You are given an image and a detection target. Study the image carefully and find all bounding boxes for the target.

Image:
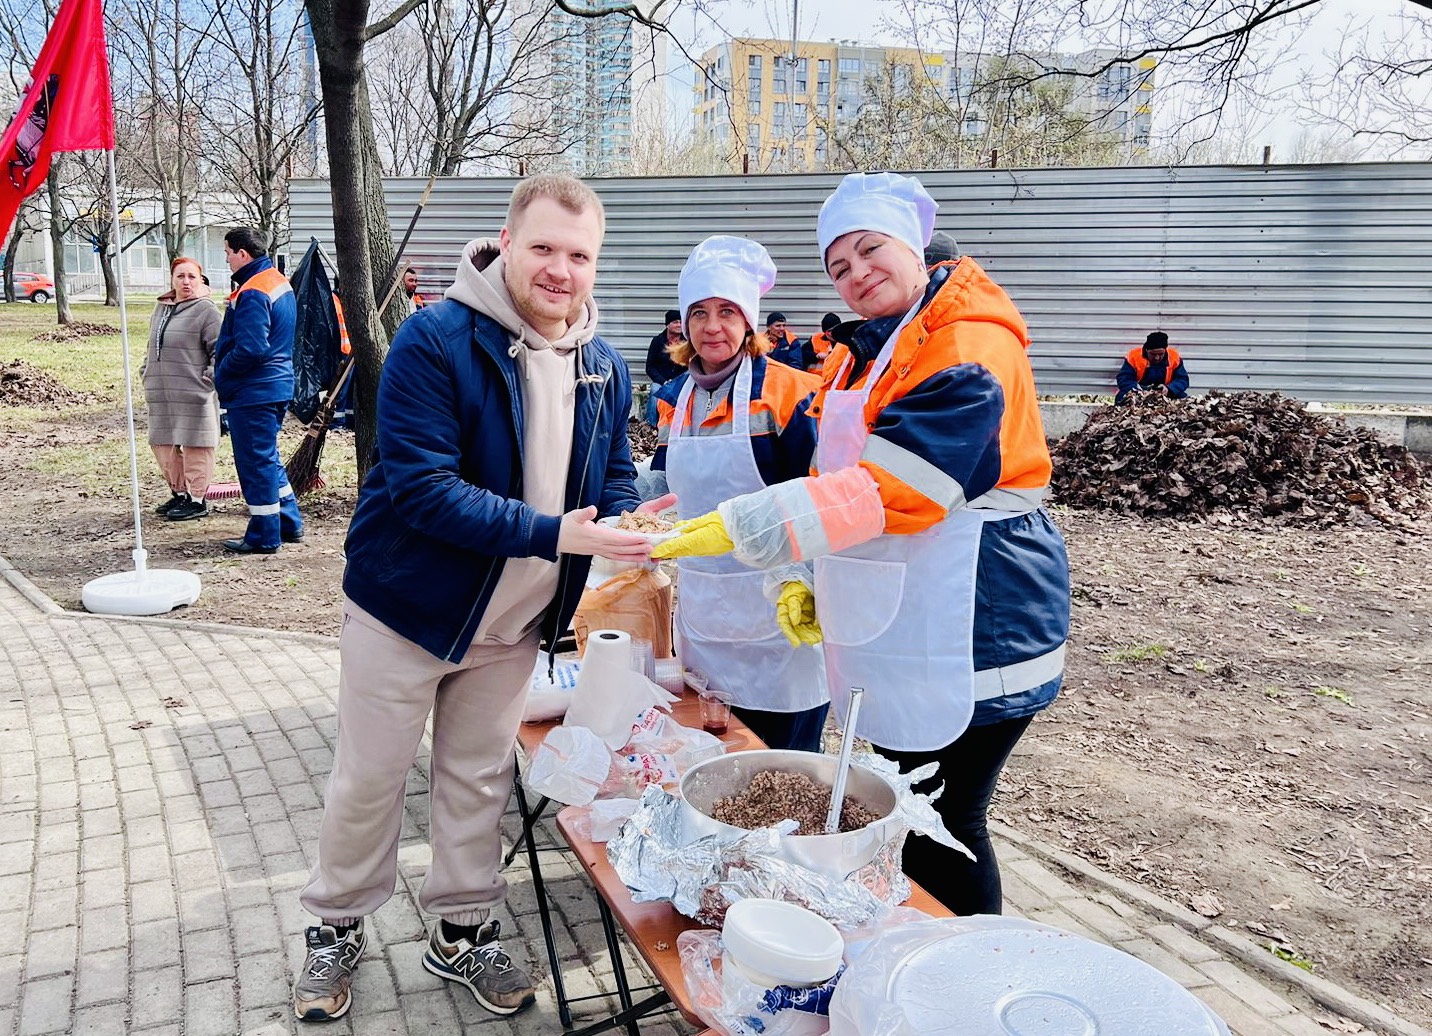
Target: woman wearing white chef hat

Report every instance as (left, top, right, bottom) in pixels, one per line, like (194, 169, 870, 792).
(643, 235, 829, 751)
(654, 175, 1071, 915)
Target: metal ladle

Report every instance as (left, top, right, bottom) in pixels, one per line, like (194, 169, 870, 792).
(825, 687, 865, 834)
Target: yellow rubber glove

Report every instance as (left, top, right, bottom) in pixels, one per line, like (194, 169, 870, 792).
(776, 581, 823, 647)
(649, 510, 735, 560)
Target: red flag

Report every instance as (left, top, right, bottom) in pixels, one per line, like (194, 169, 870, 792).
(0, 0, 114, 237)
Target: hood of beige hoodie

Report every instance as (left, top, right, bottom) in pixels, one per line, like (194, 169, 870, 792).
(445, 237, 598, 359)
(446, 237, 593, 646)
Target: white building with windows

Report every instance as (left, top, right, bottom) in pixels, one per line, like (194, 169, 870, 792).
(7, 193, 253, 299)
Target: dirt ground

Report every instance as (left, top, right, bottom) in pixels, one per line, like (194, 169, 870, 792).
(1, 401, 1429, 1027)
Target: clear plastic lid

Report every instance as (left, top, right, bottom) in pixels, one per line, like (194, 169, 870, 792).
(885, 920, 1228, 1036)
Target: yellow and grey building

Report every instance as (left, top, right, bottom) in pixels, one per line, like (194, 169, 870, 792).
(693, 37, 1155, 171)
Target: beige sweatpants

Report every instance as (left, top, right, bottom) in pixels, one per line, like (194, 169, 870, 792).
(150, 443, 215, 499)
(299, 599, 539, 927)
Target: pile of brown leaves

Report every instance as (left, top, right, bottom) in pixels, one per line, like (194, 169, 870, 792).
(0, 359, 96, 408)
(31, 321, 119, 342)
(1050, 392, 1430, 526)
(628, 417, 658, 462)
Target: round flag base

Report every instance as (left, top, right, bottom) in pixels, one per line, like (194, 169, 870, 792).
(82, 568, 201, 616)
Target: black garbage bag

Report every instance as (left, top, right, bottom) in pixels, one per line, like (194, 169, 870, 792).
(288, 238, 342, 425)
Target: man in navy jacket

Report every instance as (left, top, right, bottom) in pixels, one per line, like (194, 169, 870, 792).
(215, 226, 302, 553)
(291, 174, 674, 1024)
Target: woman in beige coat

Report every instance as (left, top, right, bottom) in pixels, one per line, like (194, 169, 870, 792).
(145, 257, 222, 521)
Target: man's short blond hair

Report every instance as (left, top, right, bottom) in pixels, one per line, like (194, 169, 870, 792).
(506, 173, 606, 238)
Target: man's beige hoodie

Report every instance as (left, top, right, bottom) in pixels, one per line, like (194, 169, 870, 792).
(445, 238, 598, 645)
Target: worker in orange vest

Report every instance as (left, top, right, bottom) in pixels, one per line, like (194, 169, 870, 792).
(1116, 331, 1189, 405)
(805, 312, 841, 373)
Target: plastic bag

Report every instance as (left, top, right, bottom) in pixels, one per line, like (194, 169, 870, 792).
(523, 725, 617, 806)
(678, 930, 835, 1036)
(522, 658, 582, 723)
(626, 708, 727, 770)
(564, 655, 675, 750)
(566, 798, 643, 843)
(573, 567, 674, 659)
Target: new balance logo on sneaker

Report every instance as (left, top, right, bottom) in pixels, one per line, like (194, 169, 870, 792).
(422, 919, 536, 1015)
(293, 922, 365, 1022)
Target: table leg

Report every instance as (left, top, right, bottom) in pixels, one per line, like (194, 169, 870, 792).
(562, 990, 672, 1036)
(597, 895, 643, 1036)
(506, 777, 551, 867)
(513, 765, 572, 1026)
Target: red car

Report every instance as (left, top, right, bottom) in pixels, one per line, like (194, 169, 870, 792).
(12, 271, 53, 303)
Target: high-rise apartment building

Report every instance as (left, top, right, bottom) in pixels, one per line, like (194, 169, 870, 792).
(513, 8, 668, 176)
(693, 37, 1155, 171)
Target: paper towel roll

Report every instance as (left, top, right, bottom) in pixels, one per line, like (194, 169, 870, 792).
(565, 629, 642, 748)
(584, 628, 633, 671)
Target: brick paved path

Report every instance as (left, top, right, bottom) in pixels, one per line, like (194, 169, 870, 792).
(1, 564, 1425, 1036)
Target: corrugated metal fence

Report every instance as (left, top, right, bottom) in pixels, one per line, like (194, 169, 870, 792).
(288, 163, 1432, 404)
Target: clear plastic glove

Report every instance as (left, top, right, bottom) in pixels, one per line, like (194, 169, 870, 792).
(648, 509, 734, 560)
(776, 581, 823, 646)
(558, 505, 651, 562)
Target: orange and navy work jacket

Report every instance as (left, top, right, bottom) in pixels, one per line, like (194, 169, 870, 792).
(1116, 346, 1188, 403)
(806, 258, 1052, 535)
(214, 256, 295, 407)
(766, 328, 806, 370)
(807, 330, 835, 373)
(715, 259, 1069, 725)
(651, 355, 820, 487)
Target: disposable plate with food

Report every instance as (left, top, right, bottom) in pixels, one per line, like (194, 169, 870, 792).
(599, 512, 680, 547)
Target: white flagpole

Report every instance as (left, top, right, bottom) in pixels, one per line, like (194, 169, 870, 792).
(81, 147, 200, 615)
(104, 147, 146, 573)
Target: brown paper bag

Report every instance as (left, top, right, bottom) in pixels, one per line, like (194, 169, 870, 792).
(572, 567, 674, 658)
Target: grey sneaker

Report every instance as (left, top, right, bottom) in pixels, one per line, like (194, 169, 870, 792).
(422, 919, 536, 1015)
(293, 922, 365, 1022)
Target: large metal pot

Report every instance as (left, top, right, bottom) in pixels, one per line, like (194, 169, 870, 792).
(678, 749, 902, 880)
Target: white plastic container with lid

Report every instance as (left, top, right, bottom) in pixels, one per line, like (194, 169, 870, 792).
(720, 899, 845, 1036)
(723, 899, 845, 987)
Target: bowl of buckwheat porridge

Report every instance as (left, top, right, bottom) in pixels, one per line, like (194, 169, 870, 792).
(678, 749, 900, 879)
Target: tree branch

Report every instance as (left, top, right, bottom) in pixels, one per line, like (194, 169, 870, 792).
(364, 0, 428, 42)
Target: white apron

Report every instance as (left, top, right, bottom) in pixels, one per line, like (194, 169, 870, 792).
(813, 308, 1007, 751)
(667, 357, 827, 712)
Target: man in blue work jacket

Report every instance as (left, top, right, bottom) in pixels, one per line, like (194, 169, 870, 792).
(214, 226, 302, 553)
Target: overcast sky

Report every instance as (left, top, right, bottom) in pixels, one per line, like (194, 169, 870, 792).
(661, 0, 1430, 160)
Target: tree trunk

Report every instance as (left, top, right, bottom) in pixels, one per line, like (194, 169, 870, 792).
(99, 233, 119, 307)
(3, 208, 23, 304)
(46, 165, 72, 325)
(306, 0, 387, 481)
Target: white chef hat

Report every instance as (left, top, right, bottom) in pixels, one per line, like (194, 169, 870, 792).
(677, 235, 777, 336)
(816, 172, 939, 267)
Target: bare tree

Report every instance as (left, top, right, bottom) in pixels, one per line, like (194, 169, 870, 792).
(303, 0, 681, 478)
(107, 0, 215, 261)
(891, 0, 1432, 160)
(3, 199, 42, 303)
(1307, 8, 1432, 157)
(614, 110, 734, 175)
(209, 0, 322, 251)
